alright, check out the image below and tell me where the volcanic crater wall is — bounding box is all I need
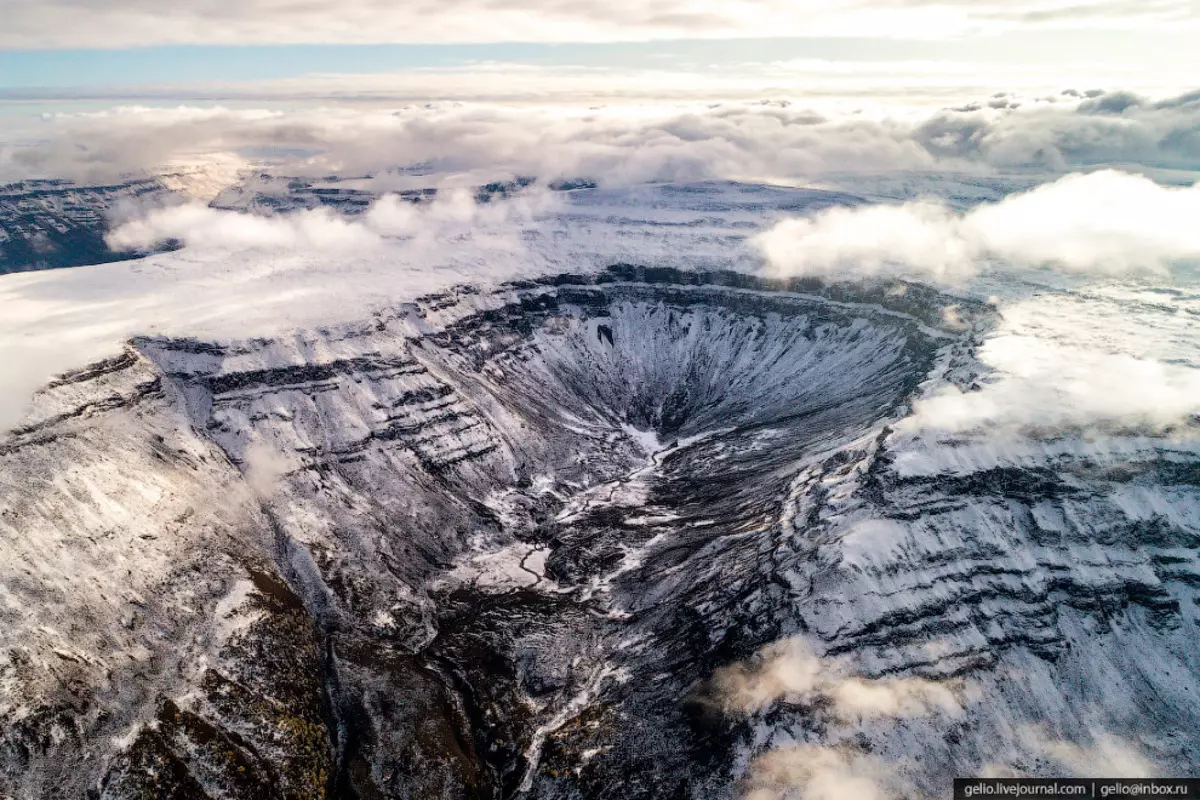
[3,268,1198,799]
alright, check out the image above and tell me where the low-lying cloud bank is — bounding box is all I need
[755,169,1200,280]
[894,269,1200,442]
[105,189,561,253]
[4,87,1200,187]
[907,334,1200,436]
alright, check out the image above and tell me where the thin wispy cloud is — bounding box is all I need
[3,0,1199,49]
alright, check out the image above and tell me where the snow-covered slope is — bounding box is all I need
[2,266,1197,798]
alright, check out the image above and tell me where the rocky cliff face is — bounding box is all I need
[2,267,1197,799]
[0,179,175,274]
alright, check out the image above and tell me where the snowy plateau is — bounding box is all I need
[0,177,1199,800]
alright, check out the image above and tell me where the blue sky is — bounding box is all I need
[0,44,554,89]
[1,0,1198,99]
[2,29,1198,99]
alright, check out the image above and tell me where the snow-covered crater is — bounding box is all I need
[2,266,1198,800]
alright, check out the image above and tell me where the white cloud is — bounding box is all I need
[893,276,1200,442]
[714,638,825,712]
[745,744,892,800]
[741,721,1156,800]
[242,438,296,496]
[0,187,576,432]
[106,203,381,252]
[104,187,563,254]
[0,102,943,187]
[830,676,959,719]
[906,334,1200,435]
[723,645,1162,799]
[4,89,1200,188]
[968,171,1200,271]
[756,170,1200,281]
[3,0,1198,49]
[1021,726,1155,778]
[713,637,961,721]
[755,201,978,282]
